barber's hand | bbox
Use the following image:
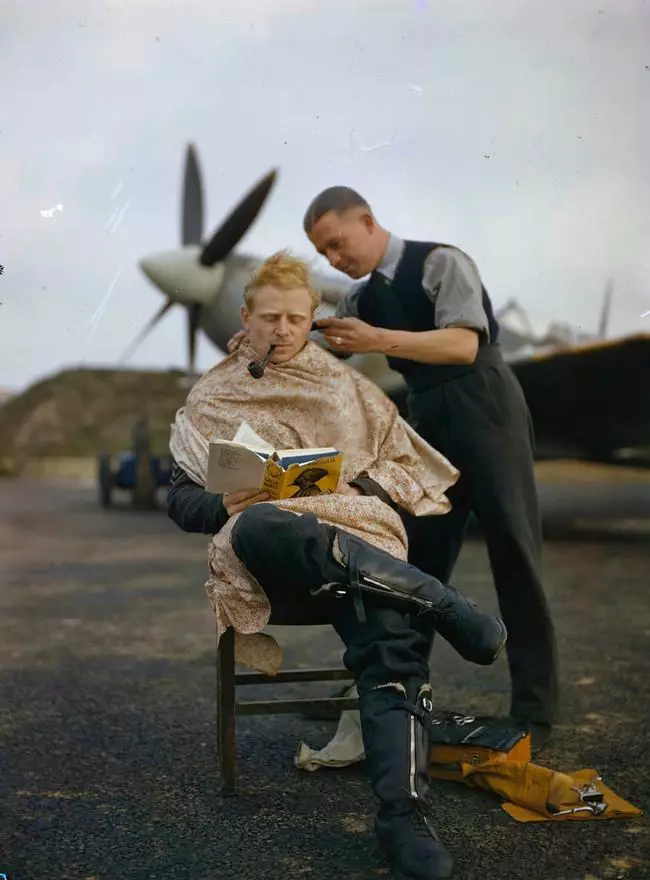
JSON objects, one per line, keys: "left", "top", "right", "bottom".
{"left": 223, "top": 488, "right": 270, "bottom": 517}
{"left": 313, "top": 317, "right": 385, "bottom": 354}
{"left": 226, "top": 329, "right": 249, "bottom": 353}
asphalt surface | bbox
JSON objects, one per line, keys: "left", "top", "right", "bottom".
{"left": 1, "top": 475, "right": 649, "bottom": 880}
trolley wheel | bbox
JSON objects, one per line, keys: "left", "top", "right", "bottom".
{"left": 98, "top": 453, "right": 112, "bottom": 508}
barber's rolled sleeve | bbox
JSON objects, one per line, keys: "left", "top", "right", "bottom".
{"left": 422, "top": 247, "right": 490, "bottom": 342}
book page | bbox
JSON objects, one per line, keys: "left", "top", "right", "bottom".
{"left": 233, "top": 421, "right": 274, "bottom": 452}
{"left": 275, "top": 446, "right": 339, "bottom": 458}
{"left": 275, "top": 448, "right": 340, "bottom": 468}
{"left": 206, "top": 441, "right": 267, "bottom": 494}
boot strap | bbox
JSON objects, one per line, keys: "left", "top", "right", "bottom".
{"left": 376, "top": 699, "right": 428, "bottom": 723}
{"left": 311, "top": 575, "right": 435, "bottom": 620}
{"left": 312, "top": 533, "right": 369, "bottom": 623}
{"left": 309, "top": 579, "right": 367, "bottom": 623}
{"left": 348, "top": 546, "right": 367, "bottom": 624}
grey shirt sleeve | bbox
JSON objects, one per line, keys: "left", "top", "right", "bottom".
{"left": 422, "top": 247, "right": 490, "bottom": 342}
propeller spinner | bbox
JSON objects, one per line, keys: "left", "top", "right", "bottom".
{"left": 122, "top": 144, "right": 278, "bottom": 374}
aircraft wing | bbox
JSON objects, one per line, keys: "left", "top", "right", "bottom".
{"left": 507, "top": 333, "right": 650, "bottom": 461}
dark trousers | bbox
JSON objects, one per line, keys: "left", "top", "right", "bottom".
{"left": 402, "top": 352, "right": 559, "bottom": 725}
{"left": 230, "top": 504, "right": 431, "bottom": 698}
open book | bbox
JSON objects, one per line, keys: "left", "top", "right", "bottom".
{"left": 206, "top": 421, "right": 343, "bottom": 500}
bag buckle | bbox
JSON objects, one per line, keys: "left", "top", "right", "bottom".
{"left": 551, "top": 779, "right": 607, "bottom": 817}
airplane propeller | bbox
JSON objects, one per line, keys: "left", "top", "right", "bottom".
{"left": 119, "top": 298, "right": 175, "bottom": 365}
{"left": 187, "top": 302, "right": 202, "bottom": 376}
{"left": 121, "top": 144, "right": 278, "bottom": 374}
{"left": 598, "top": 279, "right": 613, "bottom": 339}
{"left": 199, "top": 168, "right": 277, "bottom": 267}
{"left": 182, "top": 144, "right": 203, "bottom": 247}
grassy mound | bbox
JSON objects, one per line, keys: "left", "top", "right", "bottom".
{"left": 0, "top": 367, "right": 191, "bottom": 471}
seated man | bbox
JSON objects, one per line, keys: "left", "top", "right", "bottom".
{"left": 167, "top": 250, "right": 507, "bottom": 880}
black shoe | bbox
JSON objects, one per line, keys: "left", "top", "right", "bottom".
{"left": 376, "top": 801, "right": 454, "bottom": 880}
{"left": 361, "top": 682, "right": 455, "bottom": 880}
{"left": 315, "top": 529, "right": 507, "bottom": 667}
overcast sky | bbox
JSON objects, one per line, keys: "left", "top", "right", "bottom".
{"left": 1, "top": 0, "right": 648, "bottom": 392}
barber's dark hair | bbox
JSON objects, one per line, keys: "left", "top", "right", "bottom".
{"left": 303, "top": 186, "right": 371, "bottom": 233}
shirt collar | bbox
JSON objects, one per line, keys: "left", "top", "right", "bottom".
{"left": 375, "top": 233, "right": 405, "bottom": 282}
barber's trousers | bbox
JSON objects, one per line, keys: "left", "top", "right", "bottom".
{"left": 230, "top": 504, "right": 431, "bottom": 697}
{"left": 401, "top": 357, "right": 559, "bottom": 726}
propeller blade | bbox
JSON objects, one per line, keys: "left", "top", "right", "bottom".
{"left": 598, "top": 279, "right": 613, "bottom": 339}
{"left": 182, "top": 143, "right": 204, "bottom": 246}
{"left": 120, "top": 298, "right": 174, "bottom": 363}
{"left": 187, "top": 303, "right": 202, "bottom": 374}
{"left": 199, "top": 168, "right": 278, "bottom": 267}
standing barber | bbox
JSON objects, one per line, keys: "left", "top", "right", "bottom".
{"left": 302, "top": 187, "right": 559, "bottom": 748}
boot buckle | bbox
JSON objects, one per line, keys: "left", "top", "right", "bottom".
{"left": 310, "top": 582, "right": 367, "bottom": 623}
{"left": 310, "top": 582, "right": 348, "bottom": 599}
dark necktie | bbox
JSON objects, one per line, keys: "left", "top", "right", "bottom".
{"left": 370, "top": 269, "right": 391, "bottom": 288}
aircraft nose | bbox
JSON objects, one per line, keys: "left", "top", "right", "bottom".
{"left": 139, "top": 245, "right": 224, "bottom": 305}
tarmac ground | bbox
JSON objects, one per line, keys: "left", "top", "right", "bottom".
{"left": 1, "top": 473, "right": 649, "bottom": 880}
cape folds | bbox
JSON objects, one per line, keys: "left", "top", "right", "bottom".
{"left": 170, "top": 339, "right": 459, "bottom": 673}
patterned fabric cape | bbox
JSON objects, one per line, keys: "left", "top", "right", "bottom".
{"left": 170, "top": 339, "right": 459, "bottom": 673}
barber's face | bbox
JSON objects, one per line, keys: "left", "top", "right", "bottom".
{"left": 241, "top": 286, "right": 313, "bottom": 364}
{"left": 307, "top": 208, "right": 378, "bottom": 279}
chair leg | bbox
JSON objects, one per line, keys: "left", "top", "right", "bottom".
{"left": 216, "top": 625, "right": 236, "bottom": 796}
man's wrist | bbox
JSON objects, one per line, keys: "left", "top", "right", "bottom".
{"left": 374, "top": 327, "right": 398, "bottom": 354}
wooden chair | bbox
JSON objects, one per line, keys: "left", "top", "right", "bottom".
{"left": 216, "top": 609, "right": 360, "bottom": 796}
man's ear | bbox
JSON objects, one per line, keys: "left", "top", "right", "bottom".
{"left": 360, "top": 210, "right": 376, "bottom": 232}
{"left": 240, "top": 304, "right": 250, "bottom": 328}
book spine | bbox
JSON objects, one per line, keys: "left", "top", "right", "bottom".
{"left": 277, "top": 469, "right": 293, "bottom": 499}
{"left": 261, "top": 459, "right": 284, "bottom": 500}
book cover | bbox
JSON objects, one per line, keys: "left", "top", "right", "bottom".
{"left": 206, "top": 423, "right": 343, "bottom": 499}
{"left": 261, "top": 449, "right": 343, "bottom": 500}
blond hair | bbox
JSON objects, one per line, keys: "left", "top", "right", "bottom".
{"left": 243, "top": 250, "right": 321, "bottom": 313}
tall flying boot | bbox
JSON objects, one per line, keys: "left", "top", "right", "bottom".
{"left": 313, "top": 529, "right": 507, "bottom": 666}
{"left": 362, "top": 680, "right": 454, "bottom": 880}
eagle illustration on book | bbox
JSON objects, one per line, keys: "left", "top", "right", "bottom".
{"left": 288, "top": 467, "right": 331, "bottom": 498}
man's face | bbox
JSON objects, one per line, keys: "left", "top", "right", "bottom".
{"left": 307, "top": 208, "right": 379, "bottom": 279}
{"left": 241, "top": 285, "right": 313, "bottom": 364}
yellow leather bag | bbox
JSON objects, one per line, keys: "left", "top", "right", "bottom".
{"left": 427, "top": 712, "right": 531, "bottom": 781}
{"left": 426, "top": 712, "right": 641, "bottom": 823}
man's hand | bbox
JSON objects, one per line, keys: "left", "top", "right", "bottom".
{"left": 223, "top": 488, "right": 270, "bottom": 517}
{"left": 226, "top": 329, "right": 249, "bottom": 354}
{"left": 313, "top": 317, "right": 386, "bottom": 355}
